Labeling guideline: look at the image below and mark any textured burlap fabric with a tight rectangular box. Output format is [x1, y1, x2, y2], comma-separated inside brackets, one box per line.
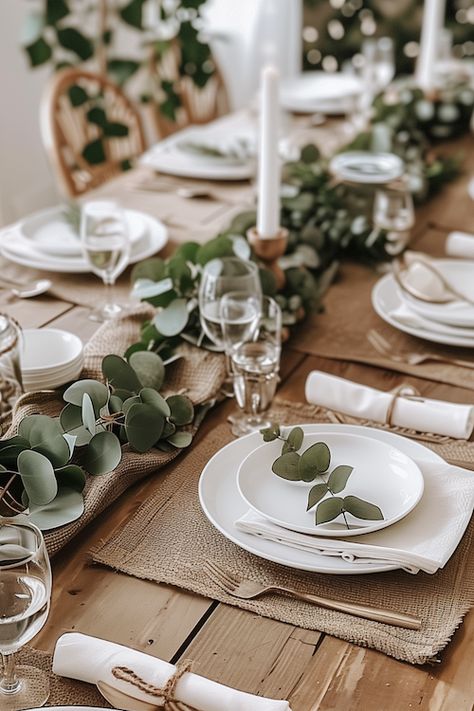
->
[9, 647, 110, 707]
[5, 306, 226, 557]
[92, 399, 474, 665]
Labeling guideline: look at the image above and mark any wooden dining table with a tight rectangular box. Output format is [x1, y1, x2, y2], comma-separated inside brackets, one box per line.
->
[1, 119, 474, 710]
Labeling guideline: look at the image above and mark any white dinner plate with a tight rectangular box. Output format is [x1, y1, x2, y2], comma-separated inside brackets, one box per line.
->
[399, 259, 474, 328]
[199, 423, 442, 575]
[372, 274, 474, 348]
[18, 206, 147, 257]
[237, 432, 424, 537]
[0, 212, 168, 274]
[280, 72, 362, 114]
[329, 151, 405, 185]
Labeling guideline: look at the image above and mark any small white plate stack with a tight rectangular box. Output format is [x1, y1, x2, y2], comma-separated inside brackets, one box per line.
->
[22, 329, 84, 392]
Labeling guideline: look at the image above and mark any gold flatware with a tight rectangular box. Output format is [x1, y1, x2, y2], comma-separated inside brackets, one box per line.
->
[393, 257, 474, 306]
[204, 560, 422, 630]
[367, 329, 474, 370]
[97, 680, 159, 711]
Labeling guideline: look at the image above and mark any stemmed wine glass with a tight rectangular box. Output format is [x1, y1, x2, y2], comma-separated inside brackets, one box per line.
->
[0, 518, 52, 710]
[219, 291, 262, 357]
[80, 200, 131, 322]
[199, 257, 262, 352]
[373, 187, 415, 255]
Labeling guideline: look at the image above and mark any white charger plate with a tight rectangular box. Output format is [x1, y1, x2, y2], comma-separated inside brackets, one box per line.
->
[199, 423, 441, 575]
[399, 259, 474, 328]
[280, 72, 362, 113]
[237, 432, 424, 537]
[372, 274, 474, 348]
[329, 151, 405, 185]
[0, 212, 168, 274]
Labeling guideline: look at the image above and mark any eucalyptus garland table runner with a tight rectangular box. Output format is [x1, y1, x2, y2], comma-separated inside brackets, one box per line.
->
[91, 399, 474, 666]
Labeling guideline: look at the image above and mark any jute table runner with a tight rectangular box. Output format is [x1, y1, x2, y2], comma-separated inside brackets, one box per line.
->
[92, 399, 474, 665]
[294, 258, 474, 390]
[6, 305, 226, 557]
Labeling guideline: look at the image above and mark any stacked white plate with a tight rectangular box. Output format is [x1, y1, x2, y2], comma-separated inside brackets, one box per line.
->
[22, 329, 84, 391]
[280, 71, 363, 114]
[372, 259, 474, 348]
[0, 206, 168, 274]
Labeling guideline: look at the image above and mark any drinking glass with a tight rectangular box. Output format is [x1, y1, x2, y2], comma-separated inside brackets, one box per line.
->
[0, 518, 52, 710]
[373, 187, 415, 255]
[226, 296, 282, 437]
[374, 37, 395, 90]
[199, 257, 262, 351]
[80, 200, 131, 322]
[0, 315, 23, 428]
[220, 291, 262, 355]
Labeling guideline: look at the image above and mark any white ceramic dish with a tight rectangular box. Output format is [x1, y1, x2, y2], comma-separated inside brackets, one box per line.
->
[399, 259, 474, 328]
[18, 206, 146, 257]
[0, 212, 167, 274]
[280, 72, 362, 113]
[22, 329, 83, 372]
[237, 432, 424, 537]
[329, 151, 404, 185]
[28, 707, 109, 711]
[198, 423, 442, 575]
[372, 274, 474, 348]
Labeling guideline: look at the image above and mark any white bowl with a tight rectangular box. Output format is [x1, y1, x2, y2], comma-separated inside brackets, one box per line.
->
[24, 353, 84, 378]
[22, 329, 83, 372]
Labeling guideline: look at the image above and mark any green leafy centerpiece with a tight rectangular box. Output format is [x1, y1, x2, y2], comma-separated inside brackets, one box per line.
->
[261, 424, 383, 529]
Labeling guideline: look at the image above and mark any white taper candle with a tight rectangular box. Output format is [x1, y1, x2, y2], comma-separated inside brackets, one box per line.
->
[257, 65, 281, 239]
[416, 0, 446, 91]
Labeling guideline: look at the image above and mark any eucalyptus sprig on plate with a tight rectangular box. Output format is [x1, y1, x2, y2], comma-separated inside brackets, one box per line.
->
[260, 424, 383, 529]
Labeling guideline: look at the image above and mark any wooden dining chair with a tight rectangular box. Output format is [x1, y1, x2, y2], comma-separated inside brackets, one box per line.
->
[148, 41, 229, 139]
[40, 68, 146, 198]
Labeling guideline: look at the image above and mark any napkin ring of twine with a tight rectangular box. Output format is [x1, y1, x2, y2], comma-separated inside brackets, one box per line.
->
[385, 383, 422, 426]
[112, 664, 199, 711]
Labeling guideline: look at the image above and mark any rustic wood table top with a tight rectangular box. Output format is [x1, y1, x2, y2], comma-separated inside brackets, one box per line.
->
[2, 126, 474, 710]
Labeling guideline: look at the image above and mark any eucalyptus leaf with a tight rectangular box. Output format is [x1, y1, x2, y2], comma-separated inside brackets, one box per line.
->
[129, 351, 165, 390]
[286, 427, 304, 453]
[167, 431, 193, 448]
[328, 465, 353, 494]
[63, 379, 109, 412]
[18, 450, 58, 506]
[307, 483, 328, 511]
[298, 442, 330, 482]
[162, 421, 176, 438]
[139, 388, 171, 417]
[260, 424, 280, 442]
[122, 396, 141, 415]
[102, 354, 141, 392]
[59, 404, 93, 446]
[132, 277, 174, 301]
[109, 395, 124, 414]
[55, 465, 86, 493]
[28, 487, 84, 531]
[315, 497, 344, 525]
[153, 299, 189, 337]
[167, 395, 194, 426]
[82, 393, 96, 436]
[125, 403, 164, 453]
[272, 452, 301, 481]
[83, 431, 122, 476]
[343, 496, 384, 521]
[20, 415, 70, 469]
[63, 433, 77, 457]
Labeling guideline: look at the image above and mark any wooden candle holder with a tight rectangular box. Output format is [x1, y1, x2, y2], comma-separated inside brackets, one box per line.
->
[247, 226, 289, 291]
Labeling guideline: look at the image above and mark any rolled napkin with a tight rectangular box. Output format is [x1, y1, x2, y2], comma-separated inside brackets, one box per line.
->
[235, 458, 474, 574]
[53, 632, 292, 711]
[446, 231, 474, 259]
[305, 371, 474, 439]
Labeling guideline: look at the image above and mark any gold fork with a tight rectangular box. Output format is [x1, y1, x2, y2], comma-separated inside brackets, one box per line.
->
[367, 329, 474, 370]
[204, 560, 421, 630]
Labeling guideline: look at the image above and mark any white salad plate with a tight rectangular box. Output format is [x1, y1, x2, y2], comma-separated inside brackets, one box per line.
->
[399, 259, 474, 328]
[237, 432, 424, 537]
[0, 211, 168, 274]
[17, 205, 147, 257]
[280, 72, 362, 113]
[372, 274, 474, 348]
[329, 151, 405, 185]
[199, 423, 441, 575]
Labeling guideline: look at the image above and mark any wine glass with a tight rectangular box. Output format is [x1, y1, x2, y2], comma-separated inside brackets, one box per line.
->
[373, 187, 415, 255]
[199, 257, 262, 351]
[80, 200, 131, 322]
[0, 518, 52, 710]
[220, 291, 262, 356]
[227, 296, 282, 437]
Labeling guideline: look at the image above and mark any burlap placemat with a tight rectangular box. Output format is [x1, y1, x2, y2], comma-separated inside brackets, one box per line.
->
[5, 306, 226, 557]
[6, 647, 110, 708]
[294, 258, 474, 390]
[92, 399, 474, 665]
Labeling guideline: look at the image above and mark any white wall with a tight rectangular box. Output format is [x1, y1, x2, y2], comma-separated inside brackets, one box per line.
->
[0, 2, 59, 227]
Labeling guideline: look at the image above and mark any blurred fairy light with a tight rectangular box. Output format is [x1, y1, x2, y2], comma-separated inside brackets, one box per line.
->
[307, 48, 322, 64]
[303, 26, 319, 43]
[404, 41, 419, 58]
[328, 19, 345, 40]
[467, 6, 474, 22]
[322, 55, 338, 71]
[329, 0, 345, 8]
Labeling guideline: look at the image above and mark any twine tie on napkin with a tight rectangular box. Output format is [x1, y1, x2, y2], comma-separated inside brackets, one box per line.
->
[112, 664, 199, 711]
[384, 383, 423, 426]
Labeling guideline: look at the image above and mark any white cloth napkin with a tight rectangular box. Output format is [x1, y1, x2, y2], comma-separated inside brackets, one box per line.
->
[235, 458, 474, 574]
[53, 632, 292, 711]
[446, 231, 474, 259]
[305, 371, 474, 439]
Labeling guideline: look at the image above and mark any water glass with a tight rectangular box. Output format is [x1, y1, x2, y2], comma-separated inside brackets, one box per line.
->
[80, 200, 131, 322]
[220, 291, 261, 355]
[226, 296, 282, 437]
[199, 257, 262, 351]
[0, 315, 23, 429]
[0, 518, 52, 710]
[373, 187, 415, 255]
